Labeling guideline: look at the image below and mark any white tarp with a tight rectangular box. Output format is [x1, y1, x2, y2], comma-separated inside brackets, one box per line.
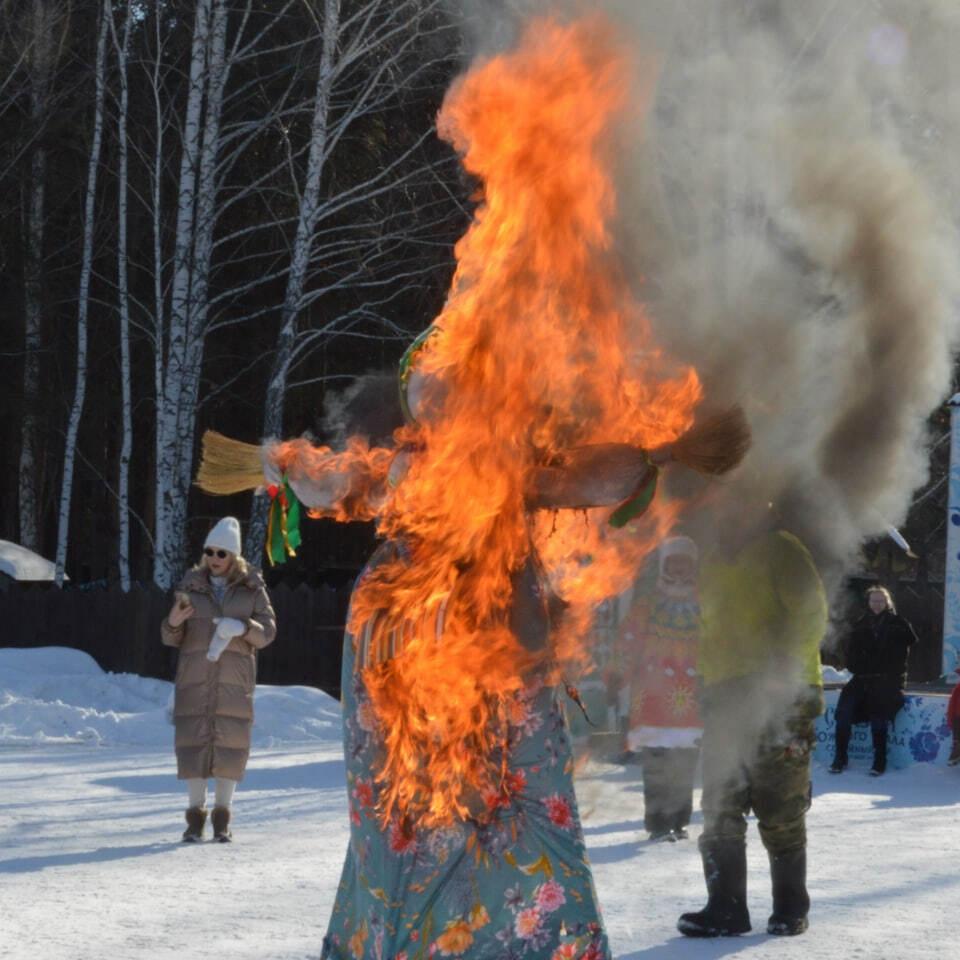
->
[0, 539, 66, 581]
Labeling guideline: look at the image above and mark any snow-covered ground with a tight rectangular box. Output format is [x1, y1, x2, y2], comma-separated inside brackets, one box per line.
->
[2, 648, 958, 959]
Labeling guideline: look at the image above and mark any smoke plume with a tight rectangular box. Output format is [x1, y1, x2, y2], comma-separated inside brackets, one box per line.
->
[438, 2, 960, 815]
[448, 0, 960, 577]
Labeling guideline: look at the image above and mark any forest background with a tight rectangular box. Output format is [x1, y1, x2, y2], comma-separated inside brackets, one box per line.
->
[1, 0, 474, 590]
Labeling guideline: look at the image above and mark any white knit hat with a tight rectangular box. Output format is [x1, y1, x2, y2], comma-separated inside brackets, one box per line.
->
[204, 516, 242, 556]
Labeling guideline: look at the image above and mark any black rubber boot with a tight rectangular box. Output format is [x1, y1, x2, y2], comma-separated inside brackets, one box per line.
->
[182, 806, 207, 843]
[870, 726, 887, 776]
[212, 806, 232, 842]
[767, 847, 810, 936]
[677, 839, 751, 937]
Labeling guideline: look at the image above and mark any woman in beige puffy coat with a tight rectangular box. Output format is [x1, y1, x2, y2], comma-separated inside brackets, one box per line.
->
[161, 517, 276, 842]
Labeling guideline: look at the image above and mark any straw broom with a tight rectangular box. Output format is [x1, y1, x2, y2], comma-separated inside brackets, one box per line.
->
[195, 430, 265, 495]
[668, 404, 751, 476]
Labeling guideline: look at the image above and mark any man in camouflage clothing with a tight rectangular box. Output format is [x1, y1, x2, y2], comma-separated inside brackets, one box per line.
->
[678, 515, 826, 938]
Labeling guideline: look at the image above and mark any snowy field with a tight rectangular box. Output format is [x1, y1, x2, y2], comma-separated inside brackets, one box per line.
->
[2, 648, 958, 960]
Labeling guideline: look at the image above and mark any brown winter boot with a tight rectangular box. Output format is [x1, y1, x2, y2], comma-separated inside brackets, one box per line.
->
[212, 806, 232, 843]
[182, 806, 207, 843]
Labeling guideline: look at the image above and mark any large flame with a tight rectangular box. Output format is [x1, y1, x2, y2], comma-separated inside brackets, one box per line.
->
[345, 15, 702, 826]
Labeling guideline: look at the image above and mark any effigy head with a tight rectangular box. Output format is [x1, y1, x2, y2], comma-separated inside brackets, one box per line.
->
[398, 325, 447, 426]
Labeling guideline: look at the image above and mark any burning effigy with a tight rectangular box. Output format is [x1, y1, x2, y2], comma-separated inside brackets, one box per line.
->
[197, 14, 750, 960]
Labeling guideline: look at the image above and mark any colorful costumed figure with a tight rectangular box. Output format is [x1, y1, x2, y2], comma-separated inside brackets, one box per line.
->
[618, 536, 702, 842]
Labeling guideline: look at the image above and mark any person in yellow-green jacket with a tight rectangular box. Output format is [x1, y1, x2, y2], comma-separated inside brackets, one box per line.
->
[677, 516, 826, 940]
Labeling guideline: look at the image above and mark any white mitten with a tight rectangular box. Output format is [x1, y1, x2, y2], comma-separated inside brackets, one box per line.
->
[217, 617, 247, 638]
[207, 617, 246, 661]
[207, 631, 231, 662]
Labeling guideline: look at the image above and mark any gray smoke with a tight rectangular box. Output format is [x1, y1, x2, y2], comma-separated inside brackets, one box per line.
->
[442, 2, 960, 812]
[320, 372, 405, 447]
[447, 0, 960, 579]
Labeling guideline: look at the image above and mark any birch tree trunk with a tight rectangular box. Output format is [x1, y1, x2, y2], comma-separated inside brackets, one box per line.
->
[112, 0, 134, 591]
[169, 0, 232, 571]
[154, 0, 214, 588]
[54, 1, 110, 585]
[154, 0, 285, 583]
[247, 0, 341, 563]
[18, 0, 54, 553]
[148, 4, 167, 577]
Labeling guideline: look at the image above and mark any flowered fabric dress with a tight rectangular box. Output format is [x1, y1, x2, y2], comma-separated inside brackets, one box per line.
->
[321, 585, 610, 960]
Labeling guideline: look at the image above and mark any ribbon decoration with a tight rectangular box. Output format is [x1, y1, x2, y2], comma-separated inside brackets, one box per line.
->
[398, 324, 440, 425]
[266, 475, 302, 565]
[608, 463, 659, 529]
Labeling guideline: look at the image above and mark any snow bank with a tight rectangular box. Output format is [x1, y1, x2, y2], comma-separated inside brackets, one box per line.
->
[821, 664, 851, 684]
[0, 646, 341, 747]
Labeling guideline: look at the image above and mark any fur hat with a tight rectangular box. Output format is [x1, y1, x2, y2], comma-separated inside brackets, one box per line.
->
[204, 516, 242, 556]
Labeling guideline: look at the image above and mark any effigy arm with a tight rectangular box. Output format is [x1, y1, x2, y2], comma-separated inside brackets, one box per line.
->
[528, 443, 661, 511]
[194, 430, 394, 523]
[264, 436, 394, 522]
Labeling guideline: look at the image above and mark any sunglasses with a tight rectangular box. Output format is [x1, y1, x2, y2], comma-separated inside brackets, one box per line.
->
[204, 548, 229, 559]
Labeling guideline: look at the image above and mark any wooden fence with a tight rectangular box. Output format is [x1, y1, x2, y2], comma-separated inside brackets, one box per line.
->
[1, 575, 946, 699]
[0, 581, 351, 698]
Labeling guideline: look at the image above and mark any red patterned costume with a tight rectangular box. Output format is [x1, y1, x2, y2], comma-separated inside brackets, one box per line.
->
[619, 536, 701, 840]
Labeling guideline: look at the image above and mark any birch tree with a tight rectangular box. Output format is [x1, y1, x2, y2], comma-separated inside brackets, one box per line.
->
[54, 0, 110, 585]
[246, 0, 344, 560]
[110, 0, 135, 590]
[130, 0, 177, 588]
[152, 0, 216, 588]
[151, 0, 290, 584]
[18, 0, 58, 552]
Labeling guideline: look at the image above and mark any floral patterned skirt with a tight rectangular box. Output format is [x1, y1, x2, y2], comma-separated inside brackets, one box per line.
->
[321, 636, 611, 960]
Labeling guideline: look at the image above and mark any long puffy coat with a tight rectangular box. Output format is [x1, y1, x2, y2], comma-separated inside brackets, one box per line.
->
[838, 610, 917, 723]
[160, 566, 276, 781]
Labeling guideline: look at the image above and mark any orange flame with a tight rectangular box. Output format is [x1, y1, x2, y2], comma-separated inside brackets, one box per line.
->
[341, 15, 702, 826]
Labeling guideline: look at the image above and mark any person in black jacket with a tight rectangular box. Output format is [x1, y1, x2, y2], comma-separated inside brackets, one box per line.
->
[830, 586, 917, 776]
